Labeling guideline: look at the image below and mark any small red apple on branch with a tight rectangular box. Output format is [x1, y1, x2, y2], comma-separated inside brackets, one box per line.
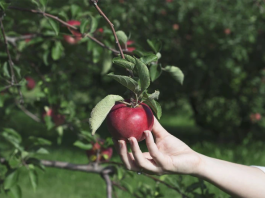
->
[63, 20, 82, 44]
[43, 108, 65, 126]
[88, 38, 184, 141]
[25, 76, 36, 90]
[86, 140, 113, 162]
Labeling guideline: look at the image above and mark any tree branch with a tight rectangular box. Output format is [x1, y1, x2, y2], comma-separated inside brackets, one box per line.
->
[91, 2, 134, 77]
[15, 100, 41, 122]
[101, 168, 113, 198]
[0, 15, 24, 103]
[8, 6, 120, 54]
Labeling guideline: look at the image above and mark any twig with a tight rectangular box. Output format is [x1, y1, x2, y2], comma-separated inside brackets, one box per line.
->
[112, 181, 141, 198]
[101, 168, 113, 198]
[0, 15, 24, 103]
[8, 6, 120, 54]
[15, 100, 41, 122]
[6, 34, 37, 46]
[91, 2, 134, 77]
[143, 174, 187, 198]
[92, 3, 124, 59]
[0, 16, 15, 84]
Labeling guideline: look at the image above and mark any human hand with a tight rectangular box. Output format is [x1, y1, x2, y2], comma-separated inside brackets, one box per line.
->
[113, 117, 202, 175]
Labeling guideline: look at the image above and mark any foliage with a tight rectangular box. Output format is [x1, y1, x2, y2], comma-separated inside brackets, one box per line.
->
[1, 0, 265, 197]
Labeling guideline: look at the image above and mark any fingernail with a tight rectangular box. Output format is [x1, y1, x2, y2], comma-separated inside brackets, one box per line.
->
[118, 140, 123, 149]
[128, 138, 133, 144]
[144, 131, 149, 137]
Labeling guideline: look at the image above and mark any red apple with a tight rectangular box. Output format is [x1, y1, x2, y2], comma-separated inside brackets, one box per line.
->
[126, 40, 136, 52]
[86, 141, 113, 162]
[106, 102, 154, 141]
[173, 24, 179, 30]
[64, 20, 82, 44]
[250, 113, 262, 123]
[43, 108, 65, 126]
[25, 77, 36, 90]
[224, 28, 231, 35]
[97, 28, 104, 33]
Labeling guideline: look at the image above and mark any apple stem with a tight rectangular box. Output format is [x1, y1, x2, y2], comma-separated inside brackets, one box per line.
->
[120, 101, 131, 106]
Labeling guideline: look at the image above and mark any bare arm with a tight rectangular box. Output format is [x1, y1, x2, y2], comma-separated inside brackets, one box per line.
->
[114, 117, 265, 198]
[197, 156, 265, 198]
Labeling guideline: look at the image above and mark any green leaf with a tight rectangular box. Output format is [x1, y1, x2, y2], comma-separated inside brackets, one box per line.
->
[149, 64, 162, 82]
[113, 57, 134, 70]
[140, 55, 158, 65]
[2, 128, 22, 143]
[28, 137, 52, 146]
[147, 39, 162, 53]
[135, 59, 150, 93]
[101, 51, 112, 75]
[36, 148, 49, 155]
[89, 95, 124, 135]
[52, 41, 63, 61]
[0, 164, 8, 179]
[71, 5, 80, 18]
[47, 18, 59, 35]
[80, 19, 89, 34]
[107, 74, 139, 93]
[3, 62, 10, 78]
[4, 170, 19, 190]
[123, 182, 134, 194]
[0, 2, 10, 10]
[13, 65, 21, 78]
[124, 54, 136, 64]
[133, 50, 153, 57]
[89, 14, 98, 33]
[39, 0, 47, 9]
[8, 185, 22, 198]
[73, 141, 92, 150]
[116, 31, 128, 45]
[163, 66, 184, 85]
[28, 170, 38, 192]
[148, 90, 160, 100]
[144, 97, 162, 119]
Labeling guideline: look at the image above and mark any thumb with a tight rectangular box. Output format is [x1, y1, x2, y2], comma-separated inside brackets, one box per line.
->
[151, 116, 169, 138]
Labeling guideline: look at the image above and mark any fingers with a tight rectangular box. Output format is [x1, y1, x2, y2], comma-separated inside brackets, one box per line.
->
[117, 140, 137, 171]
[152, 117, 169, 138]
[144, 130, 164, 163]
[128, 137, 161, 173]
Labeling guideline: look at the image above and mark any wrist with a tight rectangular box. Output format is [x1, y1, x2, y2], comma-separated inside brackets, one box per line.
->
[192, 153, 209, 177]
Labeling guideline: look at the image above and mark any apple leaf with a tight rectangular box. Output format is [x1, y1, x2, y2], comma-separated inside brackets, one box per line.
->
[140, 54, 158, 65]
[28, 170, 38, 192]
[163, 66, 184, 85]
[52, 41, 63, 61]
[144, 94, 162, 119]
[80, 19, 89, 34]
[116, 31, 128, 45]
[147, 39, 162, 53]
[89, 14, 98, 33]
[149, 64, 162, 82]
[47, 18, 59, 35]
[73, 141, 92, 150]
[101, 51, 112, 75]
[107, 74, 139, 93]
[124, 54, 136, 64]
[4, 170, 19, 190]
[90, 95, 124, 135]
[7, 185, 22, 198]
[113, 57, 135, 70]
[148, 90, 160, 100]
[135, 59, 150, 93]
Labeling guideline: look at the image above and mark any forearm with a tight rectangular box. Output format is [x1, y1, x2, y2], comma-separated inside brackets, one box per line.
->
[196, 155, 265, 198]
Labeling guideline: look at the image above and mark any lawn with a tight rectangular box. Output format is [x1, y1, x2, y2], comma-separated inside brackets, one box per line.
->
[1, 111, 265, 198]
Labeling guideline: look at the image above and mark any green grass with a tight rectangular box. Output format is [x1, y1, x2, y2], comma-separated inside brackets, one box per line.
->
[1, 111, 265, 198]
